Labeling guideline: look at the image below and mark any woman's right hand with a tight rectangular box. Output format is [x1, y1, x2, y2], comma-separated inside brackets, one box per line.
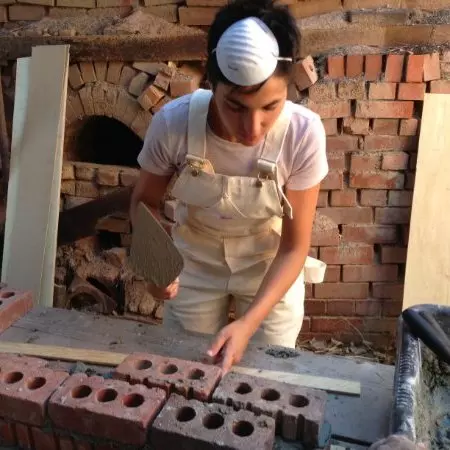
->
[148, 277, 179, 300]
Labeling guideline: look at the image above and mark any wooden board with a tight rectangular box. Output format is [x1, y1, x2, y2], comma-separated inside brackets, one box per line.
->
[403, 93, 450, 310]
[0, 341, 360, 396]
[0, 307, 393, 445]
[1, 45, 69, 306]
[1, 57, 30, 284]
[129, 202, 184, 287]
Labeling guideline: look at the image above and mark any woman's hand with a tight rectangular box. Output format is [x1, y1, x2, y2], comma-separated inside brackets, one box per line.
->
[147, 277, 179, 300]
[207, 319, 254, 374]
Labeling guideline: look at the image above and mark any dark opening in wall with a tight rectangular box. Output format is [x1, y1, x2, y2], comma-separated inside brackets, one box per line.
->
[69, 116, 143, 167]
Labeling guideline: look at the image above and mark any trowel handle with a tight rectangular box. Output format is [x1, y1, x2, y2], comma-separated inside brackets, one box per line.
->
[402, 308, 450, 365]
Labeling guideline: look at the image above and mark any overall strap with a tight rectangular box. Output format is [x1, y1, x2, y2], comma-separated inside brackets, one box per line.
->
[187, 89, 213, 166]
[257, 102, 294, 218]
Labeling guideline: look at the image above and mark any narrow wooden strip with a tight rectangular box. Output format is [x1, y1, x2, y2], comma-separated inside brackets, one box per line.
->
[0, 341, 361, 396]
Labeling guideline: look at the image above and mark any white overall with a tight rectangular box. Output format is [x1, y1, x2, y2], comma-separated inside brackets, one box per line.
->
[165, 89, 326, 348]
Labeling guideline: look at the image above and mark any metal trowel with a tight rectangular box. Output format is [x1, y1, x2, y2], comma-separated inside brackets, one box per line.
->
[129, 202, 184, 287]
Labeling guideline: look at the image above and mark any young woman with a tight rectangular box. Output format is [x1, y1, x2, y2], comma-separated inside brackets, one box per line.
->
[130, 0, 328, 373]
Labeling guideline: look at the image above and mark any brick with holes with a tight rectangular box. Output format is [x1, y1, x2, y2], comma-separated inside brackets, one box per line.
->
[151, 393, 276, 450]
[0, 284, 33, 333]
[211, 372, 327, 446]
[113, 352, 222, 401]
[0, 363, 68, 426]
[48, 373, 166, 445]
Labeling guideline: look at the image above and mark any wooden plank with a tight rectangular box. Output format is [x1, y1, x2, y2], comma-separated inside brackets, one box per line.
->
[403, 93, 450, 310]
[2, 45, 70, 306]
[0, 307, 393, 444]
[0, 341, 360, 396]
[2, 57, 31, 284]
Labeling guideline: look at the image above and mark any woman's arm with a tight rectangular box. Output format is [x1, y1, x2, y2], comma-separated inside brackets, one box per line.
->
[207, 183, 320, 372]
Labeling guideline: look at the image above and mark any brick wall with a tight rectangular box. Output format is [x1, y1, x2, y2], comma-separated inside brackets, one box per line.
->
[1, 0, 450, 26]
[299, 50, 450, 348]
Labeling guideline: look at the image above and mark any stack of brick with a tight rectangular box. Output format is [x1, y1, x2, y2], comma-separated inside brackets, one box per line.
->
[298, 51, 448, 347]
[0, 349, 330, 449]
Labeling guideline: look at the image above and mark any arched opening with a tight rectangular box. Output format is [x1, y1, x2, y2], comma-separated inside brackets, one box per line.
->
[67, 116, 143, 167]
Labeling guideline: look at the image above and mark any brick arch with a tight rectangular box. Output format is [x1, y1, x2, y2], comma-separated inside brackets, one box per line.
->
[66, 81, 152, 140]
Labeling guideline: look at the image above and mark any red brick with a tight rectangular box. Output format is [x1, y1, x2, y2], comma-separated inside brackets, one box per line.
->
[328, 55, 345, 78]
[76, 442, 93, 450]
[309, 247, 318, 259]
[316, 283, 368, 299]
[319, 244, 374, 264]
[355, 101, 413, 119]
[327, 152, 346, 170]
[326, 300, 355, 315]
[59, 437, 76, 450]
[155, 393, 277, 448]
[317, 207, 372, 224]
[399, 118, 419, 136]
[343, 117, 370, 135]
[301, 317, 311, 333]
[15, 424, 32, 449]
[372, 282, 404, 300]
[32, 428, 58, 450]
[405, 172, 415, 189]
[309, 81, 336, 102]
[383, 300, 402, 317]
[326, 135, 359, 151]
[372, 119, 399, 135]
[430, 80, 450, 93]
[360, 189, 387, 206]
[423, 53, 440, 81]
[381, 246, 407, 263]
[321, 171, 344, 190]
[305, 299, 326, 315]
[365, 54, 383, 81]
[322, 119, 338, 135]
[341, 224, 397, 244]
[375, 207, 411, 224]
[364, 135, 417, 151]
[385, 54, 405, 82]
[388, 190, 413, 206]
[311, 220, 340, 246]
[338, 79, 365, 99]
[0, 364, 68, 426]
[113, 353, 222, 401]
[406, 54, 424, 82]
[293, 55, 319, 91]
[48, 373, 166, 445]
[381, 152, 409, 170]
[307, 100, 351, 118]
[324, 265, 341, 282]
[9, 4, 46, 20]
[402, 225, 410, 246]
[0, 286, 33, 334]
[350, 171, 404, 189]
[330, 190, 357, 206]
[311, 317, 363, 333]
[368, 82, 396, 100]
[362, 317, 397, 334]
[355, 300, 382, 316]
[317, 191, 328, 207]
[350, 153, 381, 171]
[343, 264, 398, 282]
[346, 54, 364, 78]
[305, 284, 313, 298]
[0, 419, 16, 446]
[397, 83, 425, 100]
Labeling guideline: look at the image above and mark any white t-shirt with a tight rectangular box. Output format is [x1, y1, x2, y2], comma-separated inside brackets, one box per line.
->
[137, 92, 328, 191]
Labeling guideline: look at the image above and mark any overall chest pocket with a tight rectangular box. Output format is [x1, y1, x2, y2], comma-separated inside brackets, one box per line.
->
[171, 169, 223, 208]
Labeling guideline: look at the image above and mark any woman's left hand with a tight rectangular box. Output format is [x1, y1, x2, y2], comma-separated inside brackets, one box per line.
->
[207, 319, 254, 374]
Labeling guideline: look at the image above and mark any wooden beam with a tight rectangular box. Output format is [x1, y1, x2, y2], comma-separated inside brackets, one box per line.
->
[1, 45, 70, 307]
[0, 341, 360, 396]
[403, 93, 450, 310]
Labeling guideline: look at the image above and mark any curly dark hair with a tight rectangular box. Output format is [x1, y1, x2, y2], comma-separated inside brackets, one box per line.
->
[206, 0, 300, 89]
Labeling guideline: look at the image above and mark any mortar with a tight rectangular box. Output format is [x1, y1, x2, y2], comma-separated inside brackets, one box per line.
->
[391, 304, 450, 449]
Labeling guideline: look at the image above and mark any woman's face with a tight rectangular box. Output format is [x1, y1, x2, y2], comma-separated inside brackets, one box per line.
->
[210, 75, 288, 147]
